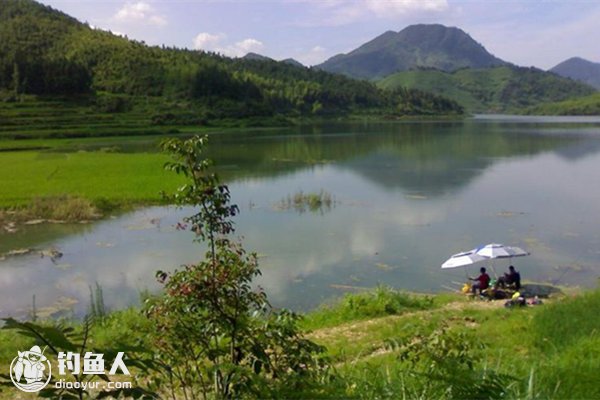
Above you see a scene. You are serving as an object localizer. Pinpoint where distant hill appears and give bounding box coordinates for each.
[377,66,596,113]
[550,57,600,89]
[0,0,463,128]
[242,52,273,61]
[243,55,304,68]
[525,92,600,115]
[281,58,304,68]
[317,24,507,79]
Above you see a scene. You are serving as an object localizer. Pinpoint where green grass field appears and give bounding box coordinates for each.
[302,287,600,399]
[0,96,205,212]
[0,149,182,208]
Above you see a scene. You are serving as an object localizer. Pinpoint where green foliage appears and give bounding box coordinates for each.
[526,92,600,115]
[378,66,596,113]
[527,290,600,399]
[389,325,515,399]
[93,93,132,113]
[532,290,600,352]
[321,322,516,400]
[145,135,329,399]
[0,316,156,399]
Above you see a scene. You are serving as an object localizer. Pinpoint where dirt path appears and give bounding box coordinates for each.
[308,300,499,342]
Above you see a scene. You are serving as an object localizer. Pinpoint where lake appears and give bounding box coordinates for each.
[2,116,600,318]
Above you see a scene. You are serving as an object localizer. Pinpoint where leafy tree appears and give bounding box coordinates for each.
[145,136,329,399]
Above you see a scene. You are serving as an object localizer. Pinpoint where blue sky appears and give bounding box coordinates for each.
[39,0,600,69]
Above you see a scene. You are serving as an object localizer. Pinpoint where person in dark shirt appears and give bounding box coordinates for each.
[470,267,491,295]
[497,265,521,290]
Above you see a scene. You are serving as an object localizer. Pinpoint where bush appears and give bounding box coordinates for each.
[94,93,132,113]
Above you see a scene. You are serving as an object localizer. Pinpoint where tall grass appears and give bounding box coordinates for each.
[528,290,600,399]
[532,289,600,351]
[25,196,99,221]
[275,189,335,213]
[303,286,437,330]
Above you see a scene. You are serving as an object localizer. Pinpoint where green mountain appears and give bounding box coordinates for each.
[550,57,600,89]
[0,0,462,130]
[317,24,507,79]
[377,66,596,113]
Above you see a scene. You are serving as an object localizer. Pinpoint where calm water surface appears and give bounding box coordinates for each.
[2,117,600,317]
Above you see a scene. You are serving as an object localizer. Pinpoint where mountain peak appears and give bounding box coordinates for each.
[551,57,600,89]
[281,58,304,67]
[317,24,507,79]
[242,52,273,61]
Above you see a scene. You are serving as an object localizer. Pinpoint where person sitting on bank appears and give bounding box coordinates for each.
[470,267,491,295]
[496,265,521,290]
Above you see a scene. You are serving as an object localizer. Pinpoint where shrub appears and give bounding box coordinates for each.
[145,135,329,399]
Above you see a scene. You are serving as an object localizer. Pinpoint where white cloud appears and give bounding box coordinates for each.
[234,38,265,55]
[113,1,167,26]
[296,45,327,66]
[192,33,265,57]
[193,32,225,51]
[364,0,448,17]
[301,0,449,26]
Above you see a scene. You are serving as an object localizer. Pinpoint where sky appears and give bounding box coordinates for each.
[37,0,600,69]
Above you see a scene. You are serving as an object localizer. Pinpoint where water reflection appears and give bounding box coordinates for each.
[2,118,600,317]
[208,122,578,197]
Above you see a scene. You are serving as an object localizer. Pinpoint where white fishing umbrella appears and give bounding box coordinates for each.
[475,244,529,259]
[441,249,488,269]
[474,243,530,278]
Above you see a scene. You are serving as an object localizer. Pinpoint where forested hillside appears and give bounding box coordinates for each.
[0,0,463,127]
[377,66,596,113]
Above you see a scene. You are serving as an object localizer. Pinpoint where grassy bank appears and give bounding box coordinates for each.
[1,286,598,398]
